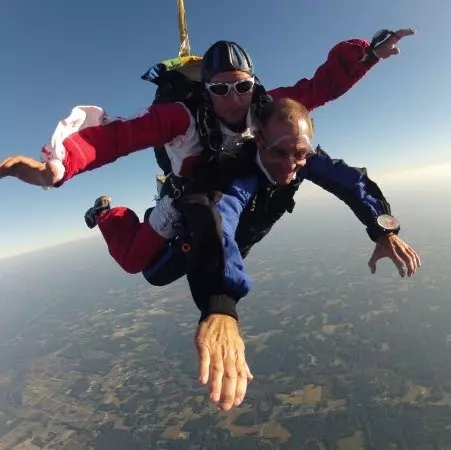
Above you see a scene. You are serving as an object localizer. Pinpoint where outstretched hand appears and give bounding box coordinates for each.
[195,314,253,411]
[373,28,416,59]
[0,155,25,178]
[0,155,56,186]
[368,234,421,278]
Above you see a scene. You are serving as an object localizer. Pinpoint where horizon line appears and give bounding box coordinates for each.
[2,161,450,260]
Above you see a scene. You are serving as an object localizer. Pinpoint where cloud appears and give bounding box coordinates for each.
[372,163,451,188]
[295,162,451,203]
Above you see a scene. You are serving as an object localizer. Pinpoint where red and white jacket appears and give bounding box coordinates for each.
[40,39,379,186]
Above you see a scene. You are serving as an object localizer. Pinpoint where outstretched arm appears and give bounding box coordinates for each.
[269,28,416,111]
[179,175,259,412]
[302,146,420,276]
[182,176,260,321]
[1,102,192,188]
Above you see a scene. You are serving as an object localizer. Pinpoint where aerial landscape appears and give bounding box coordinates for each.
[0,199,449,449]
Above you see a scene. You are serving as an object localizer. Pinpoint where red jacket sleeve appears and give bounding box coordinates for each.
[268,39,379,111]
[56,102,191,185]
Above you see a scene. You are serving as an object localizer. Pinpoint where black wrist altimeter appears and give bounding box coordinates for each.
[367,214,401,242]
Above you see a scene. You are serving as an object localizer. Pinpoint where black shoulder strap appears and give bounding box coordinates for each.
[250,79,272,120]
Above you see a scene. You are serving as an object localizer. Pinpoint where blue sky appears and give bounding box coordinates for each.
[0,0,450,258]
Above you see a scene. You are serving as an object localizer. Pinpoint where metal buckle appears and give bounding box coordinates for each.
[168,174,183,199]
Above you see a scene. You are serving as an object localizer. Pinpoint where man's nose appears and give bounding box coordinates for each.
[281,158,297,172]
[226,90,241,104]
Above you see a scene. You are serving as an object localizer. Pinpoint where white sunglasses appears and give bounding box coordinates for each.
[205,77,255,96]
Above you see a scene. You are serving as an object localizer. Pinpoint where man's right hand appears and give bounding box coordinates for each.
[195,314,253,411]
[0,155,25,178]
[0,155,56,186]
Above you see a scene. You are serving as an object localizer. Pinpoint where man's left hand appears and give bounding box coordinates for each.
[373,28,416,59]
[368,234,421,277]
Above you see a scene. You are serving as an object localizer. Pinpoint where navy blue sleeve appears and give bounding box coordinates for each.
[301,147,392,240]
[216,176,259,297]
[189,175,259,322]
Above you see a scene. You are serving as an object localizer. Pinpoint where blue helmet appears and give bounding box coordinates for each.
[201,41,254,82]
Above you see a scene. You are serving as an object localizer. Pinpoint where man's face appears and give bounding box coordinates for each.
[206,71,254,126]
[257,117,314,185]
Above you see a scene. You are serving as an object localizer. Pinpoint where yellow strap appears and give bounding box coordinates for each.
[177,0,191,57]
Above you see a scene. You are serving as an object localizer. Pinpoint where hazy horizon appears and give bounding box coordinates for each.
[1,161,449,260]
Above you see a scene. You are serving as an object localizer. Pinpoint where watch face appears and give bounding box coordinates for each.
[377,214,399,231]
